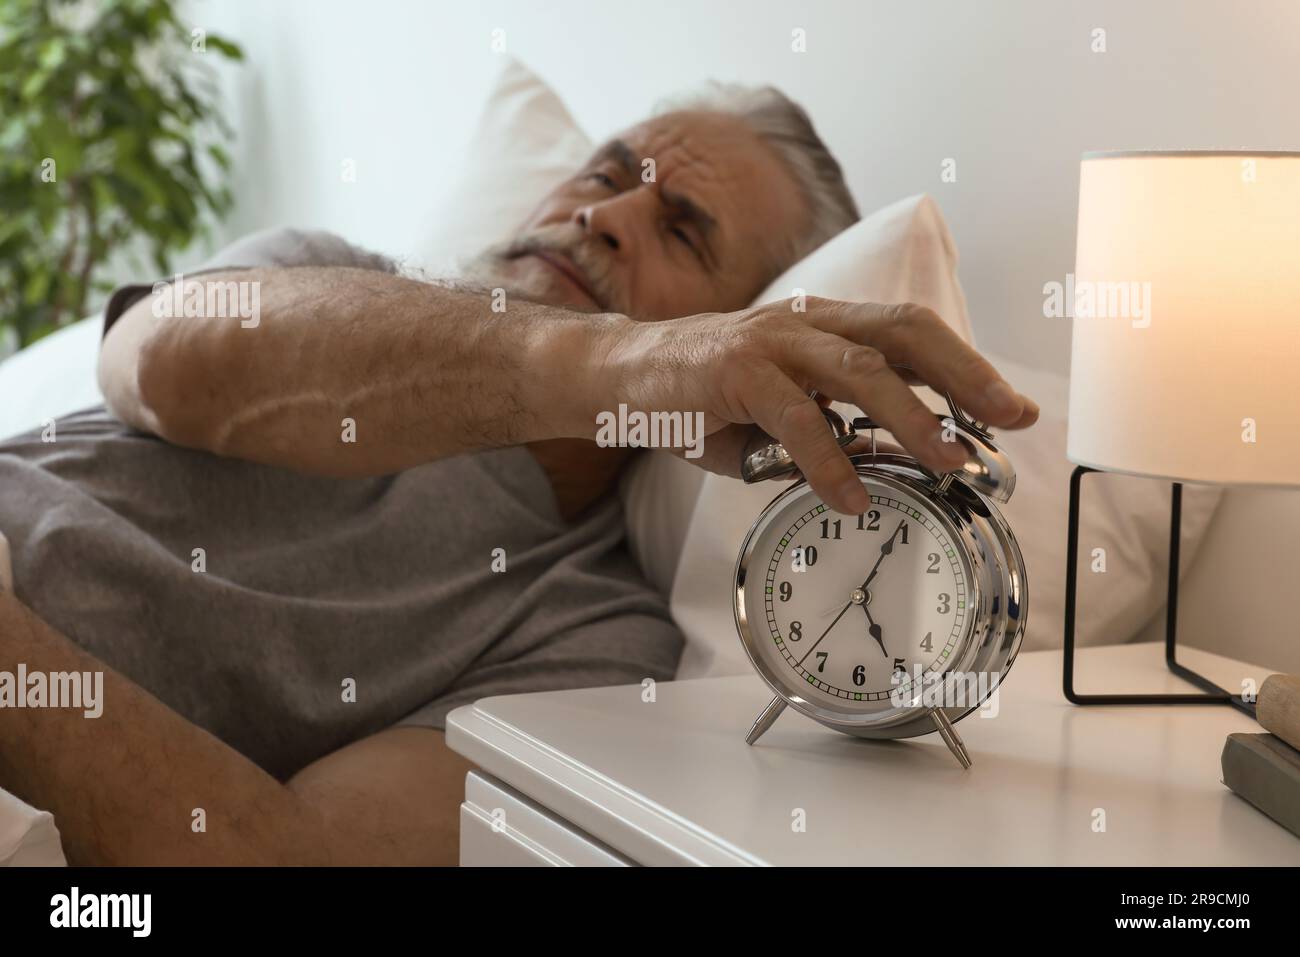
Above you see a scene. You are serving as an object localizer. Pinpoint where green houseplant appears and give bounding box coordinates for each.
[0,0,243,351]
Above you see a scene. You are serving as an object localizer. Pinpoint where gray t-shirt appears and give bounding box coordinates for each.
[0,228,683,780]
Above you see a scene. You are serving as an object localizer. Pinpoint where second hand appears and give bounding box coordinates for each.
[797,601,854,668]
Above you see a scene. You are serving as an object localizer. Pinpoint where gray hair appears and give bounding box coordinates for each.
[658,82,860,265]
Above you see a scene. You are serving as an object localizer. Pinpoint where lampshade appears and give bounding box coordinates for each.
[1067,151,1300,487]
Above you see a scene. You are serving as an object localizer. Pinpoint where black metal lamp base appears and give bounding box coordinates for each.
[1062,465,1257,718]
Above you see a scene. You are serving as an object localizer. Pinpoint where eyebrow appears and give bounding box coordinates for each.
[589,138,638,175]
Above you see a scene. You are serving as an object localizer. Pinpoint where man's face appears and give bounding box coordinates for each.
[469,110,811,321]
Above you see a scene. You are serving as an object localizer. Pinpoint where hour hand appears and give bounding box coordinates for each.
[863,605,888,657]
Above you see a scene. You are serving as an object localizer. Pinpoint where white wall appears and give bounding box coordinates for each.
[185,0,1300,374]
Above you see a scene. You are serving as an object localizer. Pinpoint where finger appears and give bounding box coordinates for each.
[786,332,970,475]
[804,301,1038,430]
[740,365,869,515]
[1005,392,1040,428]
[886,365,1039,428]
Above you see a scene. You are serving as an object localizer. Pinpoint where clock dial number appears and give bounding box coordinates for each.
[819,518,842,540]
[927,552,940,573]
[937,593,950,614]
[779,581,792,602]
[857,510,881,532]
[791,546,819,570]
[852,664,866,686]
[788,620,803,641]
[815,652,828,673]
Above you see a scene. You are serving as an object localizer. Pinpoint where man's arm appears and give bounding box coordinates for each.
[101,264,1037,515]
[0,586,474,866]
[98,266,618,478]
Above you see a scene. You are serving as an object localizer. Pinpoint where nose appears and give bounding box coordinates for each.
[572,197,629,254]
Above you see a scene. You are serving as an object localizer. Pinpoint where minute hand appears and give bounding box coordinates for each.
[859,519,907,592]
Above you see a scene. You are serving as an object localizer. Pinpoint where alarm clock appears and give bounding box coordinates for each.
[733,393,1027,768]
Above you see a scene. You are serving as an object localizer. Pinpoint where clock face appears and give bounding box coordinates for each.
[738,476,973,715]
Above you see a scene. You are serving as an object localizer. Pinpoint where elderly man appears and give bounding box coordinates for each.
[0,84,1037,865]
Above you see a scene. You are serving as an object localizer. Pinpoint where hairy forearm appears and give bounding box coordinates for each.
[103,266,627,476]
[0,587,327,865]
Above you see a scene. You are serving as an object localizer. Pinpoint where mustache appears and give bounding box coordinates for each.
[492,224,620,312]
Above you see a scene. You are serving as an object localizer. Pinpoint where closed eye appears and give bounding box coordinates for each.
[589,172,616,189]
[670,225,702,258]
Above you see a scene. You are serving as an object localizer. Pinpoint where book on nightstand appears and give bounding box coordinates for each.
[1221,674,1300,839]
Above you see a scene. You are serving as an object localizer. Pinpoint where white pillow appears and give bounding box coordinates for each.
[409,58,593,277]
[762,193,976,347]
[0,316,103,441]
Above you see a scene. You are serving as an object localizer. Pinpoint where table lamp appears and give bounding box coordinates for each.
[1063,150,1300,714]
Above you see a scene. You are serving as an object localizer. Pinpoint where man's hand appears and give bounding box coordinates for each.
[596,298,1039,514]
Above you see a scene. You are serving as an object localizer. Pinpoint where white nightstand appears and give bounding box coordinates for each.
[446,644,1300,866]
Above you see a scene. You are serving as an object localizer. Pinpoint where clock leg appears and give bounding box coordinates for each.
[745,696,787,745]
[929,708,973,769]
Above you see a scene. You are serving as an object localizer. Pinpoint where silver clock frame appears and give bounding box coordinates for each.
[733,449,1028,767]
